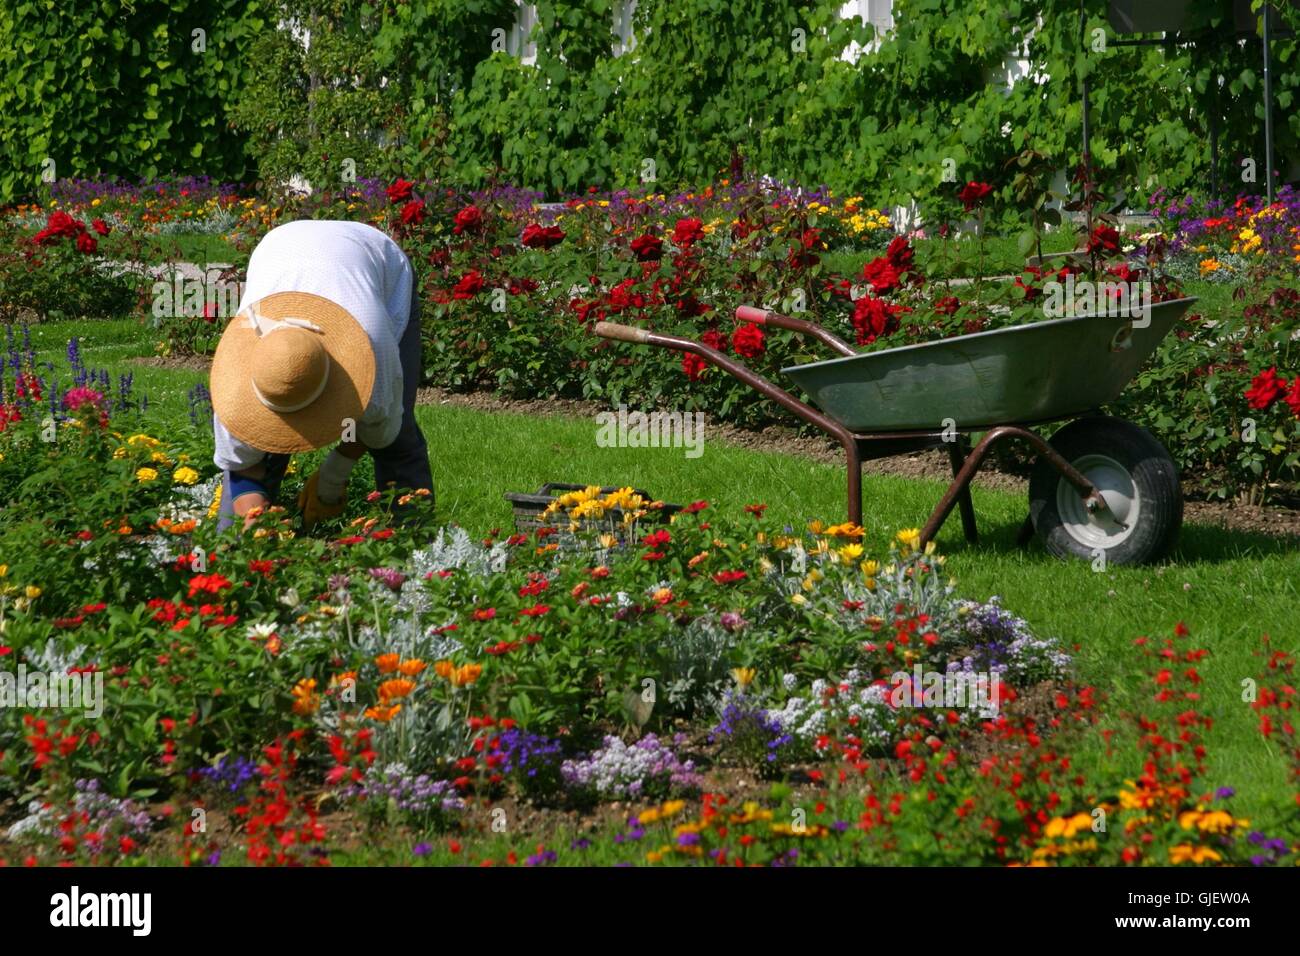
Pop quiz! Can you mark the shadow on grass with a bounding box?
[925,512,1300,567]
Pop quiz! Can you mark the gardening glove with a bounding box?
[298,470,347,531]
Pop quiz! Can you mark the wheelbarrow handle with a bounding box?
[593,321,650,344]
[734,306,857,357]
[591,322,856,450]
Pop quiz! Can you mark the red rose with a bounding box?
[958,181,994,211]
[453,205,483,235]
[630,233,663,261]
[75,232,98,255]
[851,296,908,345]
[885,236,915,271]
[1245,367,1288,410]
[400,199,425,226]
[732,322,765,358]
[671,217,705,247]
[862,257,902,294]
[1087,225,1121,256]
[452,270,485,300]
[49,210,82,237]
[682,329,727,380]
[1286,378,1300,419]
[521,223,565,249]
[386,179,415,203]
[91,218,111,236]
[934,295,962,315]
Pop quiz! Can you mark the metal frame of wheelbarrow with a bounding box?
[593,307,1109,548]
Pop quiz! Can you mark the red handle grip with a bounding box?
[735,305,771,325]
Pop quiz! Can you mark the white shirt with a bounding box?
[213,220,415,472]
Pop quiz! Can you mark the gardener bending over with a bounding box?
[210,219,432,531]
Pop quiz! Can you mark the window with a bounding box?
[508,2,538,65]
[613,0,637,56]
[839,0,894,62]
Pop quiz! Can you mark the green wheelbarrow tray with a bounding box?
[592,297,1195,565]
[779,297,1197,433]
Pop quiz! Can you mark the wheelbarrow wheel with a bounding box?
[1029,416,1182,566]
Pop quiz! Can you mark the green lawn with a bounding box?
[24,274,1299,819]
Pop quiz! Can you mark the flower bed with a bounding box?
[1,370,1297,865]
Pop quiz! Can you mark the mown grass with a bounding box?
[18,256,1297,821]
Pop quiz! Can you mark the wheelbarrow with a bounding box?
[593,295,1197,565]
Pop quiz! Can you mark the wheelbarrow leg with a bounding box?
[947,438,978,543]
[846,440,863,527]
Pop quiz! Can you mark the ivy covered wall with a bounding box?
[1,0,1296,211]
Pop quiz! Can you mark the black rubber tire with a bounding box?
[1028,416,1183,566]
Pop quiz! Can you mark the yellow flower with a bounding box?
[837,543,863,563]
[661,800,686,818]
[136,467,159,483]
[731,667,756,689]
[895,527,921,551]
[790,593,807,606]
[1198,258,1222,276]
[0,565,9,578]
[1044,812,1094,839]
[860,559,880,576]
[127,434,161,448]
[826,522,868,538]
[24,584,42,599]
[207,482,223,520]
[173,466,200,485]
[1168,844,1222,865]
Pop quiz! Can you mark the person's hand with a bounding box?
[298,470,346,531]
[232,492,270,531]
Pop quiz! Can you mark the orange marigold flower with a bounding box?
[375,653,401,674]
[398,658,427,677]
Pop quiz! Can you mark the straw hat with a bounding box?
[210,292,376,453]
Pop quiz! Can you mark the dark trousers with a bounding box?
[218,297,431,529]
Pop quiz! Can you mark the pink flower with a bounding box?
[62,387,105,412]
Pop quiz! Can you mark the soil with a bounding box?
[128,354,215,372]
[414,386,1300,541]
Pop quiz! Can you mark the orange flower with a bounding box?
[378,678,417,701]
[398,658,427,677]
[364,704,402,722]
[291,678,320,716]
[375,653,401,674]
[434,659,455,679]
[451,663,483,687]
